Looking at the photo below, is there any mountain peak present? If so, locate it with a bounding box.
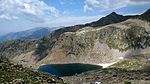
[147,8,150,12]
[86,12,125,27]
[110,12,117,15]
[107,12,120,17]
[143,8,150,14]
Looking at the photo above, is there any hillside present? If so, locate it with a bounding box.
[0,56,65,84]
[39,19,150,65]
[111,54,150,70]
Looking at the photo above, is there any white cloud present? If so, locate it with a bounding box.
[44,15,103,27]
[84,5,93,12]
[20,3,37,15]
[0,0,60,22]
[49,6,60,17]
[0,14,18,20]
[84,0,100,7]
[84,0,150,13]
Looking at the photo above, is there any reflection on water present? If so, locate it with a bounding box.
[38,63,102,76]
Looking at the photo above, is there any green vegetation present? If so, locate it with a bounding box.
[0,56,65,84]
[111,55,150,70]
[124,81,131,84]
[112,59,143,70]
[98,25,150,51]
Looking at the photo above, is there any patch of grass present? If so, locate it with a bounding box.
[112,59,142,70]
[0,56,65,84]
[111,55,149,70]
[124,81,131,84]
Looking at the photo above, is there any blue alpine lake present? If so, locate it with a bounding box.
[38,63,102,77]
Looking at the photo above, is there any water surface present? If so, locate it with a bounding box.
[38,63,102,76]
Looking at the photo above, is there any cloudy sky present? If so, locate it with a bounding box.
[0,0,150,35]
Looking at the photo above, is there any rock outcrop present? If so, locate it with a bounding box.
[39,19,150,65]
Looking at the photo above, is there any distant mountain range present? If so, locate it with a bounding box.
[0,27,61,42]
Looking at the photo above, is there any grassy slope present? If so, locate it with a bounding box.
[111,55,150,71]
[0,56,65,84]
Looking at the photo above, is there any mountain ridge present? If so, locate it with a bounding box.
[0,9,150,68]
[34,9,150,60]
[38,19,150,65]
[0,27,61,42]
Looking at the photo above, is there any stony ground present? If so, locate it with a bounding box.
[0,56,65,84]
[63,68,150,84]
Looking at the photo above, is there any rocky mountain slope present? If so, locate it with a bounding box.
[0,56,65,84]
[0,27,60,42]
[0,40,37,58]
[0,9,150,68]
[32,9,150,61]
[39,19,150,65]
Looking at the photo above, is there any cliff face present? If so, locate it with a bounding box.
[39,19,150,65]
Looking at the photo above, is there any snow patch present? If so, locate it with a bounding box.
[95,81,102,84]
[119,57,124,60]
[97,57,124,68]
[97,62,118,68]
